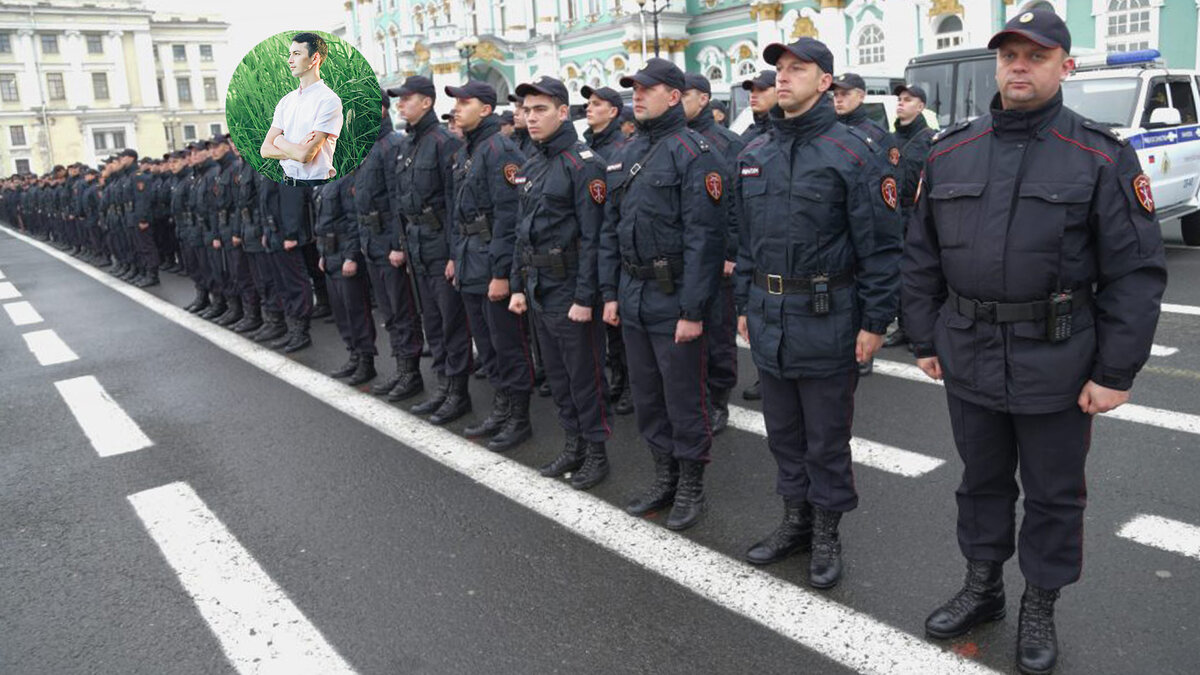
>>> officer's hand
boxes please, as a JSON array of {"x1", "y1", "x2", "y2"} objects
[
  {"x1": 917, "y1": 356, "x2": 943, "y2": 381},
  {"x1": 445, "y1": 260, "x2": 455, "y2": 282},
  {"x1": 388, "y1": 250, "x2": 406, "y2": 268},
  {"x1": 342, "y1": 259, "x2": 357, "y2": 277},
  {"x1": 232, "y1": 236, "x2": 242, "y2": 247},
  {"x1": 603, "y1": 301, "x2": 620, "y2": 327},
  {"x1": 723, "y1": 260, "x2": 736, "y2": 278},
  {"x1": 509, "y1": 293, "x2": 527, "y2": 315},
  {"x1": 488, "y1": 278, "x2": 510, "y2": 302},
  {"x1": 318, "y1": 257, "x2": 325, "y2": 272},
  {"x1": 738, "y1": 315, "x2": 749, "y2": 344},
  {"x1": 856, "y1": 330, "x2": 884, "y2": 364},
  {"x1": 138, "y1": 221, "x2": 150, "y2": 231},
  {"x1": 568, "y1": 304, "x2": 592, "y2": 323},
  {"x1": 283, "y1": 239, "x2": 297, "y2": 251},
  {"x1": 1078, "y1": 380, "x2": 1130, "y2": 415},
  {"x1": 675, "y1": 319, "x2": 703, "y2": 344},
  {"x1": 212, "y1": 239, "x2": 222, "y2": 249}
]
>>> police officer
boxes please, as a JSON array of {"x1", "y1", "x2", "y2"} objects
[
  {"x1": 316, "y1": 175, "x2": 378, "y2": 385},
  {"x1": 507, "y1": 93, "x2": 537, "y2": 158},
  {"x1": 683, "y1": 72, "x2": 742, "y2": 435},
  {"x1": 740, "y1": 70, "x2": 777, "y2": 146},
  {"x1": 734, "y1": 39, "x2": 902, "y2": 589},
  {"x1": 581, "y1": 84, "x2": 633, "y2": 416},
  {"x1": 599, "y1": 58, "x2": 726, "y2": 531},
  {"x1": 175, "y1": 145, "x2": 209, "y2": 314},
  {"x1": 251, "y1": 171, "x2": 290, "y2": 344},
  {"x1": 198, "y1": 142, "x2": 231, "y2": 320},
  {"x1": 902, "y1": 12, "x2": 1166, "y2": 674},
  {"x1": 230, "y1": 144, "x2": 265, "y2": 334},
  {"x1": 131, "y1": 157, "x2": 160, "y2": 287},
  {"x1": 218, "y1": 139, "x2": 262, "y2": 331},
  {"x1": 882, "y1": 83, "x2": 936, "y2": 349},
  {"x1": 508, "y1": 76, "x2": 612, "y2": 489},
  {"x1": 445, "y1": 80, "x2": 536, "y2": 450},
  {"x1": 387, "y1": 76, "x2": 471, "y2": 414}
]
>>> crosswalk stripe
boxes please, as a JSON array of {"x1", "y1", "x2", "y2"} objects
[
  {"x1": 1150, "y1": 344, "x2": 1179, "y2": 357},
  {"x1": 3, "y1": 300, "x2": 44, "y2": 326},
  {"x1": 1117, "y1": 514, "x2": 1200, "y2": 561},
  {"x1": 55, "y1": 375, "x2": 153, "y2": 456},
  {"x1": 0, "y1": 280, "x2": 21, "y2": 300},
  {"x1": 21, "y1": 328, "x2": 78, "y2": 366}
]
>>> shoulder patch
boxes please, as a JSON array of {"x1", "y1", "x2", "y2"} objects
[
  {"x1": 931, "y1": 120, "x2": 972, "y2": 144},
  {"x1": 881, "y1": 176, "x2": 899, "y2": 210},
  {"x1": 503, "y1": 163, "x2": 520, "y2": 186},
  {"x1": 136, "y1": 181, "x2": 145, "y2": 191},
  {"x1": 704, "y1": 172, "x2": 723, "y2": 203},
  {"x1": 1132, "y1": 173, "x2": 1155, "y2": 213},
  {"x1": 588, "y1": 179, "x2": 606, "y2": 205},
  {"x1": 579, "y1": 150, "x2": 594, "y2": 159},
  {"x1": 1081, "y1": 118, "x2": 1128, "y2": 146}
]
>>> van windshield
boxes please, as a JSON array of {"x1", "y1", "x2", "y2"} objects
[
  {"x1": 1062, "y1": 77, "x2": 1140, "y2": 127},
  {"x1": 904, "y1": 63, "x2": 953, "y2": 126}
]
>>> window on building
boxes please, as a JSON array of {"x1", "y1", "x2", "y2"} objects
[
  {"x1": 204, "y1": 77, "x2": 218, "y2": 102},
  {"x1": 858, "y1": 25, "x2": 885, "y2": 65},
  {"x1": 705, "y1": 65, "x2": 724, "y2": 82},
  {"x1": 15, "y1": 158, "x2": 29, "y2": 174},
  {"x1": 0, "y1": 34, "x2": 10, "y2": 54},
  {"x1": 200, "y1": 44, "x2": 213, "y2": 62},
  {"x1": 10, "y1": 125, "x2": 25, "y2": 146},
  {"x1": 92, "y1": 72, "x2": 109, "y2": 100},
  {"x1": 0, "y1": 73, "x2": 18, "y2": 102},
  {"x1": 177, "y1": 77, "x2": 192, "y2": 102},
  {"x1": 93, "y1": 131, "x2": 107, "y2": 150},
  {"x1": 156, "y1": 78, "x2": 164, "y2": 103},
  {"x1": 93, "y1": 129, "x2": 125, "y2": 150},
  {"x1": 86, "y1": 34, "x2": 104, "y2": 54},
  {"x1": 935, "y1": 15, "x2": 965, "y2": 50},
  {"x1": 183, "y1": 124, "x2": 196, "y2": 140},
  {"x1": 1106, "y1": 0, "x2": 1153, "y2": 53},
  {"x1": 210, "y1": 122, "x2": 222, "y2": 136},
  {"x1": 392, "y1": 35, "x2": 402, "y2": 73},
  {"x1": 173, "y1": 44, "x2": 186, "y2": 62},
  {"x1": 153, "y1": 44, "x2": 159, "y2": 61},
  {"x1": 46, "y1": 73, "x2": 65, "y2": 101},
  {"x1": 41, "y1": 34, "x2": 58, "y2": 55}
]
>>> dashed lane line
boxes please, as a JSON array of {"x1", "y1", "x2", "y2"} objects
[
  {"x1": 21, "y1": 328, "x2": 78, "y2": 366},
  {"x1": 3, "y1": 300, "x2": 43, "y2": 326},
  {"x1": 0, "y1": 280, "x2": 20, "y2": 300},
  {"x1": 1117, "y1": 514, "x2": 1200, "y2": 562},
  {"x1": 54, "y1": 375, "x2": 153, "y2": 456}
]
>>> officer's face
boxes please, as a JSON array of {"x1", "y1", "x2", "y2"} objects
[
  {"x1": 713, "y1": 108, "x2": 726, "y2": 123},
  {"x1": 995, "y1": 37, "x2": 1074, "y2": 111},
  {"x1": 453, "y1": 97, "x2": 489, "y2": 132},
  {"x1": 522, "y1": 94, "x2": 567, "y2": 142},
  {"x1": 396, "y1": 93, "x2": 430, "y2": 126},
  {"x1": 585, "y1": 95, "x2": 618, "y2": 130},
  {"x1": 775, "y1": 54, "x2": 831, "y2": 117},
  {"x1": 681, "y1": 89, "x2": 709, "y2": 121},
  {"x1": 896, "y1": 92, "x2": 925, "y2": 123},
  {"x1": 621, "y1": 120, "x2": 637, "y2": 137},
  {"x1": 512, "y1": 102, "x2": 528, "y2": 129},
  {"x1": 748, "y1": 85, "x2": 777, "y2": 114},
  {"x1": 631, "y1": 83, "x2": 680, "y2": 122},
  {"x1": 832, "y1": 87, "x2": 865, "y2": 115}
]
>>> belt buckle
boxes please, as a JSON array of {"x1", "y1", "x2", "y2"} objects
[
  {"x1": 766, "y1": 274, "x2": 784, "y2": 295},
  {"x1": 975, "y1": 300, "x2": 997, "y2": 323}
]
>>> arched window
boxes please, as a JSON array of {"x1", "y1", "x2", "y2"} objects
[
  {"x1": 935, "y1": 15, "x2": 964, "y2": 51},
  {"x1": 698, "y1": 46, "x2": 726, "y2": 84},
  {"x1": 413, "y1": 6, "x2": 425, "y2": 32},
  {"x1": 857, "y1": 24, "x2": 885, "y2": 65},
  {"x1": 1106, "y1": 0, "x2": 1152, "y2": 52}
]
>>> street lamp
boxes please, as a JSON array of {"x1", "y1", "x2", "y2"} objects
[
  {"x1": 455, "y1": 35, "x2": 480, "y2": 80},
  {"x1": 635, "y1": 0, "x2": 669, "y2": 58}
]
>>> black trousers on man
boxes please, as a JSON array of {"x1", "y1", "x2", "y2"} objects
[
  {"x1": 946, "y1": 393, "x2": 1092, "y2": 590},
  {"x1": 622, "y1": 324, "x2": 711, "y2": 462},
  {"x1": 534, "y1": 309, "x2": 611, "y2": 443},
  {"x1": 416, "y1": 270, "x2": 471, "y2": 378},
  {"x1": 182, "y1": 244, "x2": 210, "y2": 291},
  {"x1": 367, "y1": 261, "x2": 423, "y2": 360},
  {"x1": 326, "y1": 270, "x2": 377, "y2": 356},
  {"x1": 224, "y1": 246, "x2": 259, "y2": 309},
  {"x1": 462, "y1": 291, "x2": 534, "y2": 394},
  {"x1": 706, "y1": 280, "x2": 739, "y2": 393}
]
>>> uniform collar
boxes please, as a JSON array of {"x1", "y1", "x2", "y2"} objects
[
  {"x1": 687, "y1": 105, "x2": 716, "y2": 134},
  {"x1": 537, "y1": 122, "x2": 578, "y2": 157},
  {"x1": 513, "y1": 127, "x2": 531, "y2": 144},
  {"x1": 410, "y1": 109, "x2": 439, "y2": 138},
  {"x1": 894, "y1": 113, "x2": 930, "y2": 139},
  {"x1": 837, "y1": 104, "x2": 869, "y2": 127},
  {"x1": 636, "y1": 104, "x2": 686, "y2": 142},
  {"x1": 990, "y1": 90, "x2": 1062, "y2": 139},
  {"x1": 772, "y1": 95, "x2": 837, "y2": 143},
  {"x1": 584, "y1": 119, "x2": 620, "y2": 149},
  {"x1": 464, "y1": 114, "x2": 501, "y2": 151}
]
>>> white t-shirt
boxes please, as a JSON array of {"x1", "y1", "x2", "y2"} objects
[{"x1": 271, "y1": 79, "x2": 343, "y2": 180}]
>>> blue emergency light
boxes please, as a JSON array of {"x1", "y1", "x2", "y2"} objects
[{"x1": 1106, "y1": 49, "x2": 1161, "y2": 66}]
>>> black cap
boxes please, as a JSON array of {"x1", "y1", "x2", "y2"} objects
[
  {"x1": 619, "y1": 106, "x2": 635, "y2": 122},
  {"x1": 581, "y1": 85, "x2": 623, "y2": 109},
  {"x1": 987, "y1": 9, "x2": 1071, "y2": 53},
  {"x1": 711, "y1": 99, "x2": 727, "y2": 113},
  {"x1": 211, "y1": 133, "x2": 230, "y2": 144},
  {"x1": 683, "y1": 73, "x2": 711, "y2": 95},
  {"x1": 387, "y1": 75, "x2": 436, "y2": 100},
  {"x1": 507, "y1": 93, "x2": 522, "y2": 104},
  {"x1": 444, "y1": 80, "x2": 498, "y2": 107},
  {"x1": 499, "y1": 110, "x2": 514, "y2": 124},
  {"x1": 515, "y1": 75, "x2": 570, "y2": 104},
  {"x1": 763, "y1": 38, "x2": 834, "y2": 74},
  {"x1": 619, "y1": 57, "x2": 685, "y2": 91},
  {"x1": 831, "y1": 73, "x2": 866, "y2": 91},
  {"x1": 893, "y1": 83, "x2": 928, "y2": 104},
  {"x1": 119, "y1": 148, "x2": 138, "y2": 159},
  {"x1": 741, "y1": 69, "x2": 776, "y2": 91}
]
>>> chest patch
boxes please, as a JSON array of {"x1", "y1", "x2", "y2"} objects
[{"x1": 740, "y1": 166, "x2": 760, "y2": 177}]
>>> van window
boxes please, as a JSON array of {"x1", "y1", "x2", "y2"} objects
[
  {"x1": 1140, "y1": 77, "x2": 1168, "y2": 128},
  {"x1": 1168, "y1": 78, "x2": 1197, "y2": 124}
]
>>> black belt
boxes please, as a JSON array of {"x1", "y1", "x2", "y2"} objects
[
  {"x1": 622, "y1": 257, "x2": 683, "y2": 280},
  {"x1": 357, "y1": 211, "x2": 383, "y2": 232},
  {"x1": 947, "y1": 288, "x2": 1091, "y2": 323},
  {"x1": 281, "y1": 176, "x2": 329, "y2": 187},
  {"x1": 522, "y1": 248, "x2": 579, "y2": 268},
  {"x1": 459, "y1": 216, "x2": 491, "y2": 241},
  {"x1": 753, "y1": 269, "x2": 853, "y2": 295},
  {"x1": 406, "y1": 208, "x2": 443, "y2": 231}
]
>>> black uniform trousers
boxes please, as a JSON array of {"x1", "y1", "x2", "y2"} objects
[
  {"x1": 247, "y1": 251, "x2": 281, "y2": 313},
  {"x1": 622, "y1": 323, "x2": 711, "y2": 462},
  {"x1": 534, "y1": 308, "x2": 611, "y2": 442},
  {"x1": 461, "y1": 291, "x2": 534, "y2": 394},
  {"x1": 326, "y1": 269, "x2": 377, "y2": 356},
  {"x1": 706, "y1": 279, "x2": 739, "y2": 394},
  {"x1": 416, "y1": 271, "x2": 471, "y2": 378},
  {"x1": 205, "y1": 246, "x2": 227, "y2": 294},
  {"x1": 135, "y1": 224, "x2": 160, "y2": 272},
  {"x1": 759, "y1": 370, "x2": 860, "y2": 512},
  {"x1": 268, "y1": 247, "x2": 314, "y2": 319},
  {"x1": 224, "y1": 247, "x2": 259, "y2": 309},
  {"x1": 182, "y1": 243, "x2": 210, "y2": 291},
  {"x1": 946, "y1": 392, "x2": 1092, "y2": 590},
  {"x1": 367, "y1": 261, "x2": 423, "y2": 360}
]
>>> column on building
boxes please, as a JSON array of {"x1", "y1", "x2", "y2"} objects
[
  {"x1": 132, "y1": 30, "x2": 160, "y2": 107},
  {"x1": 63, "y1": 30, "x2": 90, "y2": 108},
  {"x1": 430, "y1": 61, "x2": 461, "y2": 116},
  {"x1": 667, "y1": 39, "x2": 688, "y2": 71},
  {"x1": 107, "y1": 30, "x2": 131, "y2": 106},
  {"x1": 15, "y1": 29, "x2": 40, "y2": 110},
  {"x1": 813, "y1": 0, "x2": 848, "y2": 71},
  {"x1": 160, "y1": 41, "x2": 178, "y2": 109},
  {"x1": 750, "y1": 1, "x2": 784, "y2": 66},
  {"x1": 188, "y1": 43, "x2": 203, "y2": 110}
]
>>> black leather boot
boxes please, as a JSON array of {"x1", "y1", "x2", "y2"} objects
[
  {"x1": 269, "y1": 317, "x2": 297, "y2": 350},
  {"x1": 742, "y1": 379, "x2": 762, "y2": 401},
  {"x1": 200, "y1": 295, "x2": 226, "y2": 320},
  {"x1": 311, "y1": 287, "x2": 332, "y2": 319},
  {"x1": 488, "y1": 391, "x2": 532, "y2": 452},
  {"x1": 217, "y1": 297, "x2": 243, "y2": 326},
  {"x1": 925, "y1": 560, "x2": 1007, "y2": 640},
  {"x1": 625, "y1": 453, "x2": 679, "y2": 516},
  {"x1": 428, "y1": 374, "x2": 471, "y2": 425},
  {"x1": 329, "y1": 353, "x2": 360, "y2": 379},
  {"x1": 386, "y1": 358, "x2": 424, "y2": 401},
  {"x1": 710, "y1": 388, "x2": 731, "y2": 435},
  {"x1": 234, "y1": 305, "x2": 262, "y2": 333},
  {"x1": 608, "y1": 355, "x2": 628, "y2": 403},
  {"x1": 371, "y1": 356, "x2": 404, "y2": 395},
  {"x1": 464, "y1": 390, "x2": 511, "y2": 437},
  {"x1": 184, "y1": 287, "x2": 208, "y2": 313},
  {"x1": 282, "y1": 316, "x2": 312, "y2": 353},
  {"x1": 745, "y1": 500, "x2": 813, "y2": 565},
  {"x1": 569, "y1": 440, "x2": 609, "y2": 490},
  {"x1": 538, "y1": 435, "x2": 584, "y2": 478},
  {"x1": 613, "y1": 386, "x2": 634, "y2": 415},
  {"x1": 1016, "y1": 584, "x2": 1059, "y2": 675},
  {"x1": 665, "y1": 459, "x2": 706, "y2": 531},
  {"x1": 809, "y1": 507, "x2": 844, "y2": 589},
  {"x1": 411, "y1": 374, "x2": 448, "y2": 415},
  {"x1": 255, "y1": 312, "x2": 288, "y2": 343},
  {"x1": 135, "y1": 272, "x2": 160, "y2": 288},
  {"x1": 346, "y1": 354, "x2": 377, "y2": 386}
]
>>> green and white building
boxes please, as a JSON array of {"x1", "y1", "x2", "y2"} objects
[{"x1": 340, "y1": 0, "x2": 1200, "y2": 114}]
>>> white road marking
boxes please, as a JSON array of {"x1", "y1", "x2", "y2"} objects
[
  {"x1": 4, "y1": 223, "x2": 997, "y2": 675},
  {"x1": 0, "y1": 266, "x2": 5, "y2": 278},
  {"x1": 21, "y1": 328, "x2": 78, "y2": 365},
  {"x1": 1117, "y1": 514, "x2": 1200, "y2": 561},
  {"x1": 0, "y1": 280, "x2": 20, "y2": 299},
  {"x1": 1162, "y1": 303, "x2": 1200, "y2": 316},
  {"x1": 1150, "y1": 344, "x2": 1179, "y2": 357},
  {"x1": 128, "y1": 482, "x2": 358, "y2": 675},
  {"x1": 54, "y1": 375, "x2": 153, "y2": 456},
  {"x1": 726, "y1": 405, "x2": 944, "y2": 478},
  {"x1": 3, "y1": 300, "x2": 43, "y2": 326}
]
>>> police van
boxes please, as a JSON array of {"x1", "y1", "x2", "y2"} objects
[{"x1": 905, "y1": 48, "x2": 1200, "y2": 243}]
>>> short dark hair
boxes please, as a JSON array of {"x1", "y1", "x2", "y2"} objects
[{"x1": 292, "y1": 33, "x2": 328, "y2": 61}]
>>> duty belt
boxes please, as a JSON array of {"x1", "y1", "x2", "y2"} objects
[
  {"x1": 459, "y1": 215, "x2": 491, "y2": 243},
  {"x1": 217, "y1": 211, "x2": 228, "y2": 228},
  {"x1": 240, "y1": 207, "x2": 252, "y2": 223},
  {"x1": 408, "y1": 207, "x2": 442, "y2": 231},
  {"x1": 621, "y1": 257, "x2": 683, "y2": 280},
  {"x1": 521, "y1": 247, "x2": 578, "y2": 279},
  {"x1": 125, "y1": 201, "x2": 133, "y2": 211},
  {"x1": 947, "y1": 288, "x2": 1092, "y2": 323},
  {"x1": 357, "y1": 211, "x2": 383, "y2": 234},
  {"x1": 753, "y1": 270, "x2": 854, "y2": 295},
  {"x1": 322, "y1": 232, "x2": 339, "y2": 251}
]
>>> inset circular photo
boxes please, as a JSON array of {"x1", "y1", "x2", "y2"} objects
[{"x1": 226, "y1": 30, "x2": 381, "y2": 183}]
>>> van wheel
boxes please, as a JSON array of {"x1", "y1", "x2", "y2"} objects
[{"x1": 1182, "y1": 211, "x2": 1200, "y2": 246}]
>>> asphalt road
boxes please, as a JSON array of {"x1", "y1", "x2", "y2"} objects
[{"x1": 1, "y1": 223, "x2": 1197, "y2": 675}]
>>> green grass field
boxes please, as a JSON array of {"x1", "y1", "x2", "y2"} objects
[{"x1": 226, "y1": 30, "x2": 381, "y2": 182}]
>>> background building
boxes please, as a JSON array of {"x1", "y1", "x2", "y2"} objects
[
  {"x1": 0, "y1": 0, "x2": 230, "y2": 176},
  {"x1": 342, "y1": 0, "x2": 1200, "y2": 117}
]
